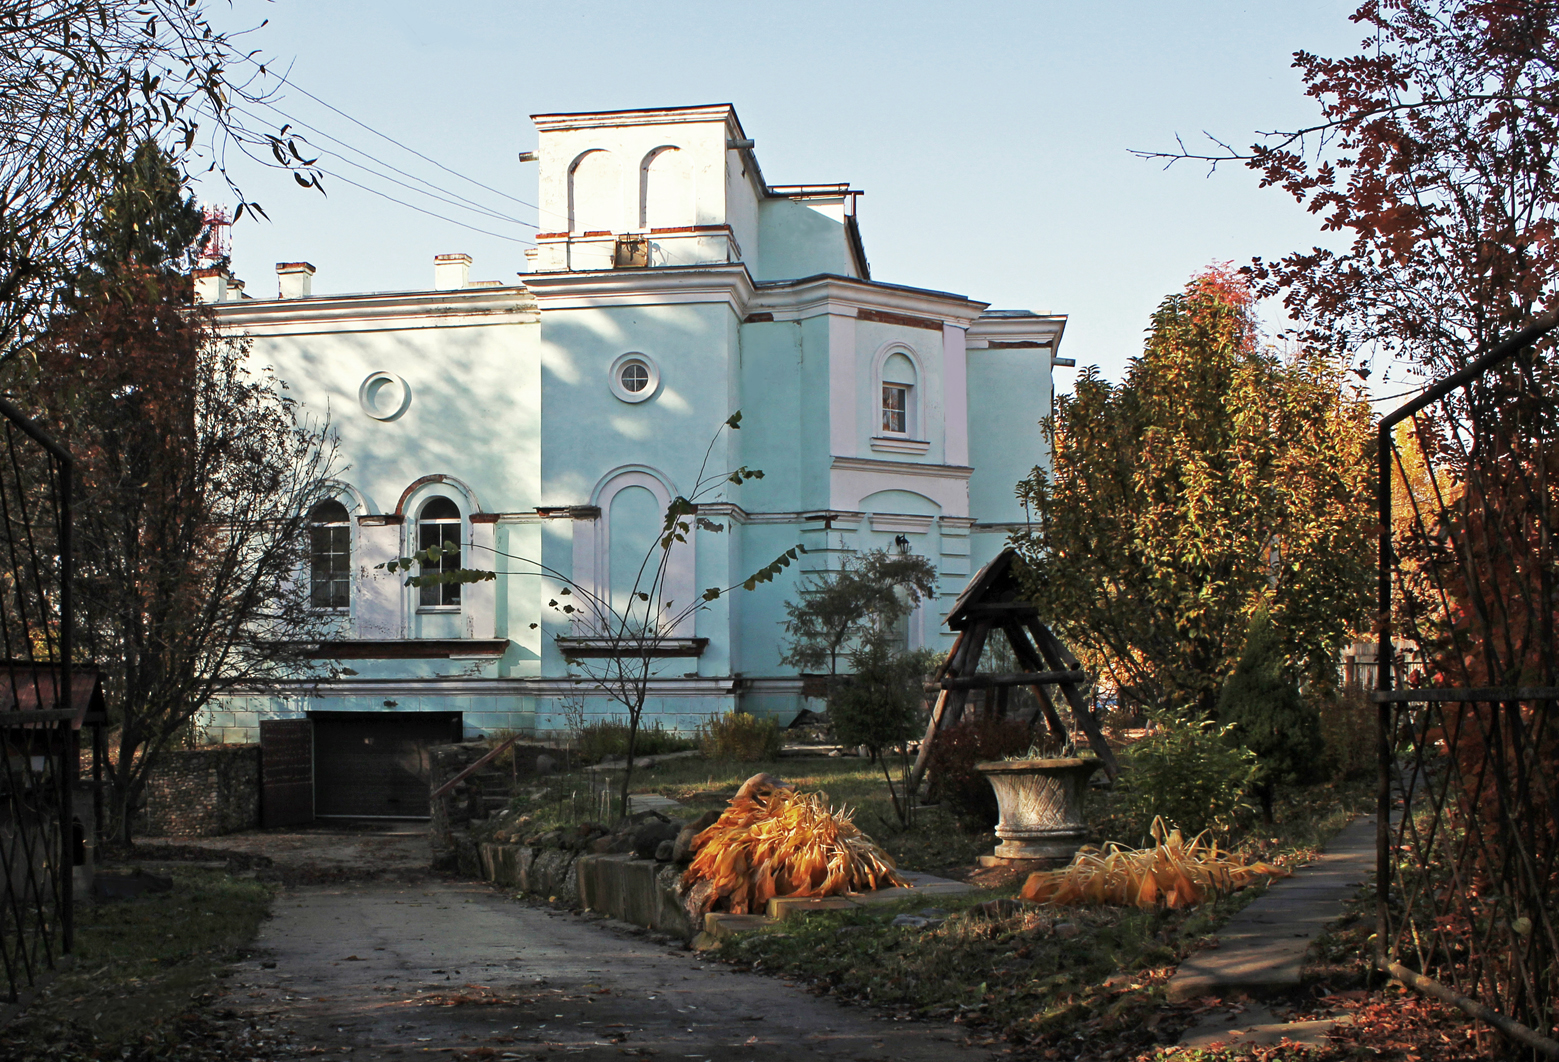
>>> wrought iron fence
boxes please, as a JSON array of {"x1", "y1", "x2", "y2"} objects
[
  {"x1": 0, "y1": 395, "x2": 74, "y2": 1007},
  {"x1": 1376, "y1": 314, "x2": 1559, "y2": 1057}
]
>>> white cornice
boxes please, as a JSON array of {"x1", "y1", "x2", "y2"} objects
[
  {"x1": 869, "y1": 513, "x2": 936, "y2": 533},
  {"x1": 830, "y1": 455, "x2": 974, "y2": 481},
  {"x1": 210, "y1": 287, "x2": 540, "y2": 336},
  {"x1": 532, "y1": 104, "x2": 743, "y2": 136},
  {"x1": 966, "y1": 311, "x2": 1067, "y2": 350},
  {"x1": 260, "y1": 675, "x2": 741, "y2": 697},
  {"x1": 752, "y1": 274, "x2": 990, "y2": 327},
  {"x1": 523, "y1": 265, "x2": 756, "y2": 316}
]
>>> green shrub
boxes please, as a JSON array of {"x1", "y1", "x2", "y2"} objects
[
  {"x1": 698, "y1": 710, "x2": 781, "y2": 762},
  {"x1": 1217, "y1": 610, "x2": 1324, "y2": 818},
  {"x1": 1110, "y1": 722, "x2": 1257, "y2": 844},
  {"x1": 830, "y1": 643, "x2": 939, "y2": 757},
  {"x1": 925, "y1": 715, "x2": 1036, "y2": 827},
  {"x1": 573, "y1": 717, "x2": 695, "y2": 763},
  {"x1": 1317, "y1": 686, "x2": 1375, "y2": 781}
]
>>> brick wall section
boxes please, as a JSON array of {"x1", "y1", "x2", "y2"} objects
[{"x1": 138, "y1": 744, "x2": 260, "y2": 837}]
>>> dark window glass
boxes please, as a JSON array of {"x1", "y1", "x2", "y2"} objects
[
  {"x1": 308, "y1": 500, "x2": 351, "y2": 610},
  {"x1": 418, "y1": 498, "x2": 462, "y2": 607},
  {"x1": 621, "y1": 361, "x2": 649, "y2": 393},
  {"x1": 882, "y1": 384, "x2": 908, "y2": 434}
]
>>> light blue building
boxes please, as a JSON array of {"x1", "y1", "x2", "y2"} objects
[{"x1": 197, "y1": 104, "x2": 1064, "y2": 816}]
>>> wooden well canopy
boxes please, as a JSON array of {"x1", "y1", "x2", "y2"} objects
[{"x1": 909, "y1": 549, "x2": 1119, "y2": 793}]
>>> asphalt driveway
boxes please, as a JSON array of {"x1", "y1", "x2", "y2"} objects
[{"x1": 227, "y1": 878, "x2": 993, "y2": 1061}]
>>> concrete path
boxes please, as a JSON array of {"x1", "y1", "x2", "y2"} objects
[
  {"x1": 228, "y1": 879, "x2": 995, "y2": 1061},
  {"x1": 1167, "y1": 816, "x2": 1375, "y2": 1004}
]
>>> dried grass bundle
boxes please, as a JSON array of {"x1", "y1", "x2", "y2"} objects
[
  {"x1": 682, "y1": 778, "x2": 907, "y2": 914},
  {"x1": 1020, "y1": 817, "x2": 1289, "y2": 909}
]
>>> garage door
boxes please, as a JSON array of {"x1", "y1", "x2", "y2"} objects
[{"x1": 311, "y1": 711, "x2": 462, "y2": 818}]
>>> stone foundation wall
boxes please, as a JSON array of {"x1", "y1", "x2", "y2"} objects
[
  {"x1": 428, "y1": 741, "x2": 571, "y2": 865},
  {"x1": 138, "y1": 744, "x2": 260, "y2": 837}
]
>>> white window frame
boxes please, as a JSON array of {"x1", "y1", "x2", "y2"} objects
[
  {"x1": 414, "y1": 495, "x2": 465, "y2": 612},
  {"x1": 872, "y1": 344, "x2": 926, "y2": 449},
  {"x1": 307, "y1": 498, "x2": 353, "y2": 612},
  {"x1": 609, "y1": 352, "x2": 660, "y2": 403}
]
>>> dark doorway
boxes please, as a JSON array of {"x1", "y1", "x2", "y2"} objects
[
  {"x1": 311, "y1": 711, "x2": 462, "y2": 819},
  {"x1": 260, "y1": 718, "x2": 315, "y2": 828}
]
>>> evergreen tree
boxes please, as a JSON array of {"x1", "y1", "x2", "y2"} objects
[
  {"x1": 80, "y1": 140, "x2": 206, "y2": 290},
  {"x1": 1217, "y1": 610, "x2": 1323, "y2": 821}
]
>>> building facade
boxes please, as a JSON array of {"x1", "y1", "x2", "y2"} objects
[{"x1": 198, "y1": 105, "x2": 1063, "y2": 812}]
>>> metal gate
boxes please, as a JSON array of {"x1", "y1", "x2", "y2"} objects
[
  {"x1": 0, "y1": 396, "x2": 74, "y2": 1006},
  {"x1": 1376, "y1": 315, "x2": 1559, "y2": 1056},
  {"x1": 259, "y1": 719, "x2": 313, "y2": 828}
]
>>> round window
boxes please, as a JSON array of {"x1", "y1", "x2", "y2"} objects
[
  {"x1": 620, "y1": 361, "x2": 649, "y2": 393},
  {"x1": 608, "y1": 353, "x2": 660, "y2": 403}
]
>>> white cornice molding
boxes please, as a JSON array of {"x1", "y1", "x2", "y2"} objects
[
  {"x1": 869, "y1": 513, "x2": 936, "y2": 534},
  {"x1": 256, "y1": 675, "x2": 742, "y2": 697},
  {"x1": 966, "y1": 311, "x2": 1067, "y2": 350},
  {"x1": 523, "y1": 265, "x2": 756, "y2": 315},
  {"x1": 210, "y1": 286, "x2": 540, "y2": 336},
  {"x1": 532, "y1": 104, "x2": 742, "y2": 135},
  {"x1": 753, "y1": 274, "x2": 990, "y2": 326},
  {"x1": 830, "y1": 455, "x2": 974, "y2": 481}
]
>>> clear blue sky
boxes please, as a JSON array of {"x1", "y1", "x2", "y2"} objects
[{"x1": 196, "y1": 1, "x2": 1367, "y2": 388}]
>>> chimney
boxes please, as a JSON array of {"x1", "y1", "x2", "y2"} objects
[
  {"x1": 276, "y1": 261, "x2": 315, "y2": 298},
  {"x1": 192, "y1": 266, "x2": 228, "y2": 304},
  {"x1": 434, "y1": 253, "x2": 472, "y2": 291}
]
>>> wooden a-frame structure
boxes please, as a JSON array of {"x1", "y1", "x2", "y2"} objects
[{"x1": 908, "y1": 549, "x2": 1119, "y2": 795}]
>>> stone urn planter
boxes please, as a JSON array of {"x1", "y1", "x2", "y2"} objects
[{"x1": 975, "y1": 757, "x2": 1102, "y2": 862}]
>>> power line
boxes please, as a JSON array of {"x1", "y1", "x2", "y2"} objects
[
  {"x1": 310, "y1": 166, "x2": 535, "y2": 246},
  {"x1": 234, "y1": 100, "x2": 539, "y2": 230},
  {"x1": 242, "y1": 55, "x2": 563, "y2": 223},
  {"x1": 227, "y1": 102, "x2": 539, "y2": 232}
]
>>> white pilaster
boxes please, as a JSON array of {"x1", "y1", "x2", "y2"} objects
[
  {"x1": 354, "y1": 517, "x2": 405, "y2": 639},
  {"x1": 943, "y1": 323, "x2": 969, "y2": 468},
  {"x1": 829, "y1": 312, "x2": 857, "y2": 456}
]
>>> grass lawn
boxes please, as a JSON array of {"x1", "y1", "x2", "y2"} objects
[
  {"x1": 0, "y1": 866, "x2": 274, "y2": 1058},
  {"x1": 502, "y1": 753, "x2": 999, "y2": 875},
  {"x1": 488, "y1": 750, "x2": 1385, "y2": 1058},
  {"x1": 531, "y1": 754, "x2": 1373, "y2": 1059},
  {"x1": 705, "y1": 773, "x2": 1378, "y2": 1059}
]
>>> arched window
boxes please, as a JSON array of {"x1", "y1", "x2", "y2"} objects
[
  {"x1": 568, "y1": 149, "x2": 622, "y2": 234},
  {"x1": 417, "y1": 497, "x2": 462, "y2": 608},
  {"x1": 308, "y1": 499, "x2": 351, "y2": 610},
  {"x1": 881, "y1": 352, "x2": 917, "y2": 435},
  {"x1": 640, "y1": 146, "x2": 694, "y2": 229}
]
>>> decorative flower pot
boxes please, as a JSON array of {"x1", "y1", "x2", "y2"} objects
[{"x1": 975, "y1": 757, "x2": 1101, "y2": 861}]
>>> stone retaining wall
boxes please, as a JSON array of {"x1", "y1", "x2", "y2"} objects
[
  {"x1": 478, "y1": 843, "x2": 693, "y2": 938},
  {"x1": 138, "y1": 744, "x2": 260, "y2": 837},
  {"x1": 429, "y1": 741, "x2": 572, "y2": 866}
]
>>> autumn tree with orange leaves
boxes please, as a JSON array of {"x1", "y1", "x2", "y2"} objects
[
  {"x1": 1143, "y1": 0, "x2": 1559, "y2": 374},
  {"x1": 9, "y1": 145, "x2": 339, "y2": 843},
  {"x1": 1012, "y1": 268, "x2": 1375, "y2": 719}
]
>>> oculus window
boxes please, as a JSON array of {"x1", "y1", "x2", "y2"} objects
[
  {"x1": 417, "y1": 497, "x2": 463, "y2": 608},
  {"x1": 609, "y1": 352, "x2": 660, "y2": 403},
  {"x1": 308, "y1": 499, "x2": 351, "y2": 610}
]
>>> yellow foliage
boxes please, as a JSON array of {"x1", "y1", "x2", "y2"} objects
[
  {"x1": 1019, "y1": 817, "x2": 1288, "y2": 910},
  {"x1": 682, "y1": 780, "x2": 908, "y2": 914}
]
